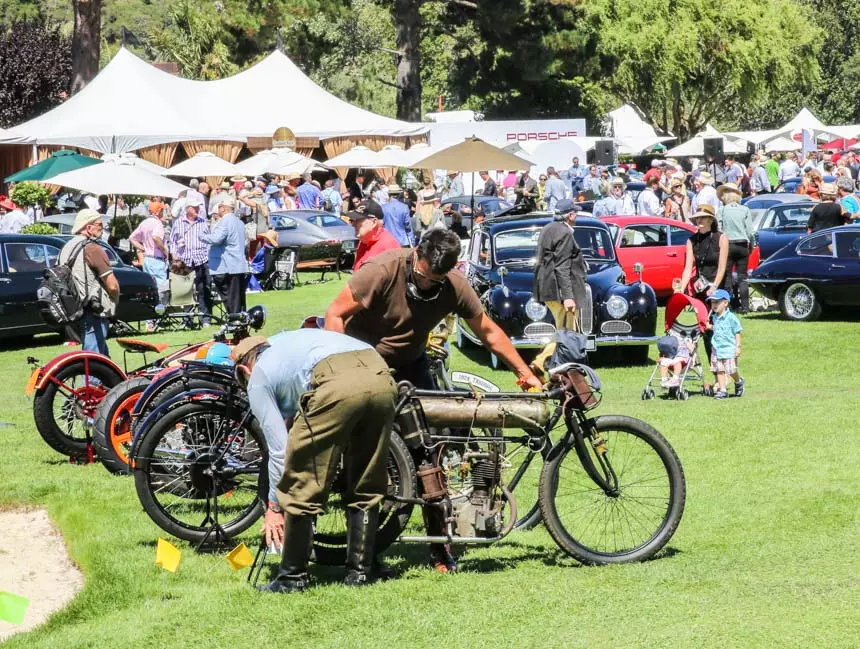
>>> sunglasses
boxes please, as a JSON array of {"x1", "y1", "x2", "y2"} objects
[{"x1": 406, "y1": 254, "x2": 447, "y2": 301}]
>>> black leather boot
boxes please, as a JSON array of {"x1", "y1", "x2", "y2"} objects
[
  {"x1": 344, "y1": 507, "x2": 378, "y2": 587},
  {"x1": 258, "y1": 514, "x2": 313, "y2": 594}
]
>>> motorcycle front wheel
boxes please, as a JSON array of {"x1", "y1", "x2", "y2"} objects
[{"x1": 539, "y1": 415, "x2": 686, "y2": 565}]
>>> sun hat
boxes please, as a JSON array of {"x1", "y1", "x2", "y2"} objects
[
  {"x1": 819, "y1": 182, "x2": 838, "y2": 197},
  {"x1": 387, "y1": 183, "x2": 403, "y2": 194},
  {"x1": 229, "y1": 336, "x2": 269, "y2": 363},
  {"x1": 220, "y1": 181, "x2": 231, "y2": 190},
  {"x1": 706, "y1": 289, "x2": 731, "y2": 302},
  {"x1": 72, "y1": 208, "x2": 103, "y2": 234},
  {"x1": 697, "y1": 172, "x2": 715, "y2": 185},
  {"x1": 690, "y1": 204, "x2": 716, "y2": 221},
  {"x1": 716, "y1": 182, "x2": 742, "y2": 201},
  {"x1": 230, "y1": 175, "x2": 247, "y2": 183},
  {"x1": 219, "y1": 195, "x2": 236, "y2": 209},
  {"x1": 609, "y1": 177, "x2": 626, "y2": 187},
  {"x1": 0, "y1": 197, "x2": 16, "y2": 210},
  {"x1": 670, "y1": 178, "x2": 684, "y2": 188},
  {"x1": 260, "y1": 230, "x2": 279, "y2": 247},
  {"x1": 265, "y1": 184, "x2": 280, "y2": 195}
]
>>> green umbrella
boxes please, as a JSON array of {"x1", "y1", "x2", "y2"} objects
[{"x1": 4, "y1": 149, "x2": 103, "y2": 183}]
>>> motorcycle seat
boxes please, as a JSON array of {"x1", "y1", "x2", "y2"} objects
[{"x1": 116, "y1": 338, "x2": 169, "y2": 354}]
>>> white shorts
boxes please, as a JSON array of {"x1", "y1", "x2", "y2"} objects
[{"x1": 660, "y1": 356, "x2": 688, "y2": 368}]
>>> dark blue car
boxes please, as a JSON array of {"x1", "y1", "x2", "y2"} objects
[
  {"x1": 754, "y1": 202, "x2": 816, "y2": 261},
  {"x1": 456, "y1": 213, "x2": 658, "y2": 367},
  {"x1": 749, "y1": 225, "x2": 860, "y2": 321}
]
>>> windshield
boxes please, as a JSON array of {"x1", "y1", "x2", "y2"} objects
[{"x1": 493, "y1": 225, "x2": 615, "y2": 265}]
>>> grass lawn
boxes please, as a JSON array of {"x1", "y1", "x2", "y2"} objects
[{"x1": 0, "y1": 279, "x2": 857, "y2": 649}]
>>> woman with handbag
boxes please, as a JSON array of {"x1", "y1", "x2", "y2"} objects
[{"x1": 679, "y1": 204, "x2": 728, "y2": 389}]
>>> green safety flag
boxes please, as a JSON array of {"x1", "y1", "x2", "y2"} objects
[{"x1": 0, "y1": 591, "x2": 30, "y2": 625}]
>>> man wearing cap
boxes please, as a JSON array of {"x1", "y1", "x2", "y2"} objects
[
  {"x1": 691, "y1": 172, "x2": 719, "y2": 215},
  {"x1": 58, "y1": 210, "x2": 120, "y2": 355},
  {"x1": 349, "y1": 199, "x2": 401, "y2": 271},
  {"x1": 324, "y1": 229, "x2": 542, "y2": 571},
  {"x1": 381, "y1": 184, "x2": 414, "y2": 247},
  {"x1": 444, "y1": 171, "x2": 464, "y2": 200},
  {"x1": 201, "y1": 195, "x2": 248, "y2": 314},
  {"x1": 296, "y1": 173, "x2": 324, "y2": 210},
  {"x1": 233, "y1": 329, "x2": 398, "y2": 593},
  {"x1": 169, "y1": 194, "x2": 214, "y2": 325}
]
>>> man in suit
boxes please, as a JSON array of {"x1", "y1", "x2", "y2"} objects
[
  {"x1": 478, "y1": 171, "x2": 497, "y2": 197},
  {"x1": 516, "y1": 170, "x2": 538, "y2": 209},
  {"x1": 530, "y1": 200, "x2": 589, "y2": 376}
]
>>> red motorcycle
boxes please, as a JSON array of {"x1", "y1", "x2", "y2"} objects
[{"x1": 25, "y1": 307, "x2": 266, "y2": 463}]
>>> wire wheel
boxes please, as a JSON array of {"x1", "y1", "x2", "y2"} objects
[
  {"x1": 781, "y1": 282, "x2": 820, "y2": 321},
  {"x1": 539, "y1": 415, "x2": 685, "y2": 565}
]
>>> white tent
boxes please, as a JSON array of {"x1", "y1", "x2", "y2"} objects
[
  {"x1": 0, "y1": 48, "x2": 427, "y2": 154},
  {"x1": 764, "y1": 136, "x2": 801, "y2": 153},
  {"x1": 324, "y1": 146, "x2": 389, "y2": 169},
  {"x1": 165, "y1": 152, "x2": 238, "y2": 177},
  {"x1": 49, "y1": 155, "x2": 188, "y2": 198},
  {"x1": 607, "y1": 103, "x2": 663, "y2": 138},
  {"x1": 666, "y1": 124, "x2": 748, "y2": 157}
]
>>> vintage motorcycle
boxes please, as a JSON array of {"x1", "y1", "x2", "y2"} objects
[
  {"x1": 130, "y1": 354, "x2": 686, "y2": 567},
  {"x1": 25, "y1": 306, "x2": 266, "y2": 464}
]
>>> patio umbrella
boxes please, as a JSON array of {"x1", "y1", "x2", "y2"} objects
[
  {"x1": 4, "y1": 149, "x2": 102, "y2": 183},
  {"x1": 234, "y1": 148, "x2": 327, "y2": 176},
  {"x1": 103, "y1": 152, "x2": 167, "y2": 175},
  {"x1": 324, "y1": 146, "x2": 389, "y2": 169},
  {"x1": 409, "y1": 137, "x2": 533, "y2": 172},
  {"x1": 164, "y1": 152, "x2": 238, "y2": 177},
  {"x1": 49, "y1": 155, "x2": 188, "y2": 198}
]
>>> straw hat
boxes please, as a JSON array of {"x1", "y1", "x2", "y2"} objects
[
  {"x1": 697, "y1": 172, "x2": 715, "y2": 185},
  {"x1": 230, "y1": 175, "x2": 248, "y2": 183},
  {"x1": 819, "y1": 182, "x2": 838, "y2": 198},
  {"x1": 229, "y1": 336, "x2": 269, "y2": 363},
  {"x1": 72, "y1": 208, "x2": 103, "y2": 234},
  {"x1": 716, "y1": 182, "x2": 742, "y2": 201},
  {"x1": 260, "y1": 230, "x2": 279, "y2": 247},
  {"x1": 690, "y1": 204, "x2": 716, "y2": 221},
  {"x1": 387, "y1": 183, "x2": 403, "y2": 194}
]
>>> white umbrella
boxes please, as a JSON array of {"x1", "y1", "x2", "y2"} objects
[
  {"x1": 102, "y1": 152, "x2": 166, "y2": 175},
  {"x1": 410, "y1": 137, "x2": 533, "y2": 172},
  {"x1": 324, "y1": 145, "x2": 392, "y2": 169},
  {"x1": 164, "y1": 151, "x2": 238, "y2": 177},
  {"x1": 765, "y1": 136, "x2": 801, "y2": 153},
  {"x1": 234, "y1": 148, "x2": 326, "y2": 176},
  {"x1": 49, "y1": 156, "x2": 188, "y2": 198}
]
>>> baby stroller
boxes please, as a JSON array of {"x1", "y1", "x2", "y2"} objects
[{"x1": 642, "y1": 293, "x2": 710, "y2": 401}]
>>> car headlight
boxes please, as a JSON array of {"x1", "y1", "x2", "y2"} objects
[
  {"x1": 606, "y1": 295, "x2": 629, "y2": 319},
  {"x1": 525, "y1": 299, "x2": 547, "y2": 322}
]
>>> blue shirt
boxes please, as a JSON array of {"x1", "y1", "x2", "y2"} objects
[
  {"x1": 246, "y1": 329, "x2": 373, "y2": 502},
  {"x1": 200, "y1": 212, "x2": 248, "y2": 275},
  {"x1": 321, "y1": 187, "x2": 342, "y2": 215},
  {"x1": 296, "y1": 182, "x2": 324, "y2": 210},
  {"x1": 544, "y1": 176, "x2": 567, "y2": 210},
  {"x1": 711, "y1": 310, "x2": 742, "y2": 359},
  {"x1": 840, "y1": 194, "x2": 860, "y2": 217},
  {"x1": 382, "y1": 198, "x2": 414, "y2": 246}
]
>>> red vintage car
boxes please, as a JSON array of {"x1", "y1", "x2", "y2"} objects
[{"x1": 601, "y1": 216, "x2": 697, "y2": 298}]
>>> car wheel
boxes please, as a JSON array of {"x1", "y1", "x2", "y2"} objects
[{"x1": 779, "y1": 282, "x2": 821, "y2": 321}]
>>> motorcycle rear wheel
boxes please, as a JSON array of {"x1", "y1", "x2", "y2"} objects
[
  {"x1": 92, "y1": 376, "x2": 152, "y2": 474},
  {"x1": 539, "y1": 415, "x2": 685, "y2": 565}
]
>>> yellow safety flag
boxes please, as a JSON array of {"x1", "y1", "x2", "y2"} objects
[
  {"x1": 155, "y1": 538, "x2": 182, "y2": 573},
  {"x1": 0, "y1": 591, "x2": 30, "y2": 625},
  {"x1": 226, "y1": 543, "x2": 254, "y2": 571}
]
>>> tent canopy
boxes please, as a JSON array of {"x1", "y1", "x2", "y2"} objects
[
  {"x1": 234, "y1": 148, "x2": 326, "y2": 176},
  {"x1": 0, "y1": 48, "x2": 427, "y2": 154},
  {"x1": 666, "y1": 124, "x2": 749, "y2": 157},
  {"x1": 165, "y1": 152, "x2": 238, "y2": 177}
]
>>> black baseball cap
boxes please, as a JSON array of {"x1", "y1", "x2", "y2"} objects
[{"x1": 346, "y1": 199, "x2": 384, "y2": 221}]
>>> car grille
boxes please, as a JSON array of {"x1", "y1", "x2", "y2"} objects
[
  {"x1": 524, "y1": 322, "x2": 557, "y2": 338},
  {"x1": 580, "y1": 284, "x2": 593, "y2": 335},
  {"x1": 601, "y1": 320, "x2": 632, "y2": 335}
]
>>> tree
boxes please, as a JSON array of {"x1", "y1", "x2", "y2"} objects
[
  {"x1": 582, "y1": 0, "x2": 821, "y2": 138},
  {"x1": 0, "y1": 21, "x2": 71, "y2": 127},
  {"x1": 71, "y1": 0, "x2": 101, "y2": 93}
]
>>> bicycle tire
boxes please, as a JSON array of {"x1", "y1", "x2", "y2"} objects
[
  {"x1": 131, "y1": 378, "x2": 228, "y2": 438},
  {"x1": 312, "y1": 433, "x2": 416, "y2": 565},
  {"x1": 33, "y1": 361, "x2": 124, "y2": 460},
  {"x1": 539, "y1": 415, "x2": 685, "y2": 565},
  {"x1": 92, "y1": 376, "x2": 152, "y2": 474},
  {"x1": 133, "y1": 401, "x2": 266, "y2": 543}
]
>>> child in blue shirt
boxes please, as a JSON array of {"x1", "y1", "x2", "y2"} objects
[{"x1": 706, "y1": 289, "x2": 744, "y2": 400}]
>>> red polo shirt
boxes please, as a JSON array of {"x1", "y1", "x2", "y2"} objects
[{"x1": 353, "y1": 224, "x2": 402, "y2": 271}]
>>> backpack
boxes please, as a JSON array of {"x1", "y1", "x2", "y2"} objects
[{"x1": 37, "y1": 239, "x2": 88, "y2": 326}]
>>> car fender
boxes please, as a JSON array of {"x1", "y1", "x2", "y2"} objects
[
  {"x1": 601, "y1": 281, "x2": 658, "y2": 335},
  {"x1": 34, "y1": 351, "x2": 127, "y2": 391}
]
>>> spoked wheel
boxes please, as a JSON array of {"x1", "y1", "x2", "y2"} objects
[
  {"x1": 32, "y1": 361, "x2": 123, "y2": 460},
  {"x1": 312, "y1": 433, "x2": 416, "y2": 565},
  {"x1": 93, "y1": 376, "x2": 152, "y2": 474},
  {"x1": 539, "y1": 415, "x2": 685, "y2": 565},
  {"x1": 780, "y1": 282, "x2": 821, "y2": 321},
  {"x1": 133, "y1": 402, "x2": 266, "y2": 544}
]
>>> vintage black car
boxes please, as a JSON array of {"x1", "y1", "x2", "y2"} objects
[
  {"x1": 749, "y1": 225, "x2": 860, "y2": 321},
  {"x1": 0, "y1": 234, "x2": 159, "y2": 340},
  {"x1": 456, "y1": 213, "x2": 658, "y2": 366}
]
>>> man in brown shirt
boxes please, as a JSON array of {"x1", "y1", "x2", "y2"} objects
[{"x1": 325, "y1": 229, "x2": 541, "y2": 572}]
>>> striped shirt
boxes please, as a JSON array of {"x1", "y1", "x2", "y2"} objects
[{"x1": 169, "y1": 215, "x2": 210, "y2": 266}]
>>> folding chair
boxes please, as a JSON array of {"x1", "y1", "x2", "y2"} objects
[{"x1": 152, "y1": 272, "x2": 203, "y2": 331}]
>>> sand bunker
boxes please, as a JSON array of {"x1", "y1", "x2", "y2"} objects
[{"x1": 0, "y1": 509, "x2": 84, "y2": 641}]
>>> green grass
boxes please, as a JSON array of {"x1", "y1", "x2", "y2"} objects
[{"x1": 1, "y1": 281, "x2": 858, "y2": 649}]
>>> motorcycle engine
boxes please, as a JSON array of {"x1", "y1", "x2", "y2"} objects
[{"x1": 445, "y1": 445, "x2": 504, "y2": 538}]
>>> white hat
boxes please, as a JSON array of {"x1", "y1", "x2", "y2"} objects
[
  {"x1": 219, "y1": 195, "x2": 236, "y2": 209},
  {"x1": 72, "y1": 208, "x2": 103, "y2": 234}
]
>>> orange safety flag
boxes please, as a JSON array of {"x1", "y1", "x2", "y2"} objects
[
  {"x1": 155, "y1": 538, "x2": 181, "y2": 573},
  {"x1": 226, "y1": 543, "x2": 254, "y2": 570}
]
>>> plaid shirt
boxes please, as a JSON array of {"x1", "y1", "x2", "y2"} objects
[{"x1": 169, "y1": 215, "x2": 209, "y2": 266}]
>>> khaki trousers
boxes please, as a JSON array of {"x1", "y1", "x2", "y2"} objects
[
  {"x1": 276, "y1": 349, "x2": 397, "y2": 517},
  {"x1": 533, "y1": 300, "x2": 580, "y2": 371}
]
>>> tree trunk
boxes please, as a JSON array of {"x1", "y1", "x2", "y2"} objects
[
  {"x1": 393, "y1": 0, "x2": 423, "y2": 122},
  {"x1": 71, "y1": 0, "x2": 102, "y2": 94}
]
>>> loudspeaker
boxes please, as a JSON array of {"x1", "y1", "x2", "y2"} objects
[
  {"x1": 703, "y1": 137, "x2": 724, "y2": 164},
  {"x1": 746, "y1": 141, "x2": 756, "y2": 156},
  {"x1": 594, "y1": 139, "x2": 615, "y2": 166}
]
